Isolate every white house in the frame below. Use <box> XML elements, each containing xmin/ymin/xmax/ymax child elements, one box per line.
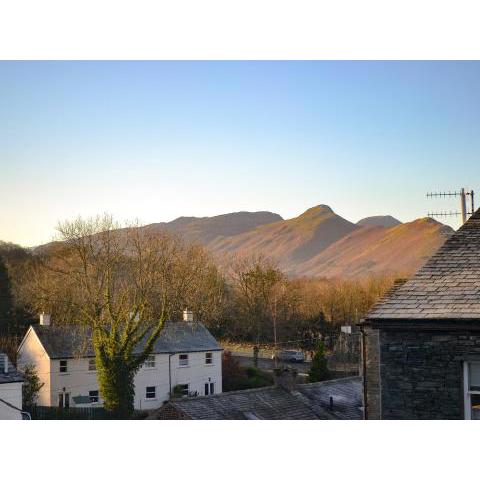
<box><xmin>0</xmin><ymin>351</ymin><xmax>24</xmax><ymax>420</ymax></box>
<box><xmin>17</xmin><ymin>311</ymin><xmax>223</xmax><ymax>410</ymax></box>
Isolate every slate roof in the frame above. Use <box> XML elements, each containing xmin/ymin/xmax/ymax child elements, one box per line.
<box><xmin>151</xmin><ymin>377</ymin><xmax>362</xmax><ymax>420</ymax></box>
<box><xmin>0</xmin><ymin>351</ymin><xmax>24</xmax><ymax>384</ymax></box>
<box><xmin>30</xmin><ymin>321</ymin><xmax>222</xmax><ymax>359</ymax></box>
<box><xmin>364</xmin><ymin>208</ymin><xmax>480</xmax><ymax>321</ymax></box>
<box><xmin>297</xmin><ymin>377</ymin><xmax>363</xmax><ymax>420</ymax></box>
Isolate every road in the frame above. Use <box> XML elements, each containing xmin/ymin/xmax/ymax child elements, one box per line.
<box><xmin>230</xmin><ymin>351</ymin><xmax>359</xmax><ymax>377</ymax></box>
<box><xmin>231</xmin><ymin>352</ymin><xmax>311</xmax><ymax>374</ymax></box>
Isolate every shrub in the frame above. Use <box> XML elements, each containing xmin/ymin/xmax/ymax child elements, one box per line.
<box><xmin>308</xmin><ymin>341</ymin><xmax>331</xmax><ymax>383</ymax></box>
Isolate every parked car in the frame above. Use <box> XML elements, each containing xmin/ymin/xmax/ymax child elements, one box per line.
<box><xmin>271</xmin><ymin>350</ymin><xmax>305</xmax><ymax>363</ymax></box>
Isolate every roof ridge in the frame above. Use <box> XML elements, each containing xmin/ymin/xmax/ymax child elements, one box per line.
<box><xmin>172</xmin><ymin>385</ymin><xmax>279</xmax><ymax>403</ymax></box>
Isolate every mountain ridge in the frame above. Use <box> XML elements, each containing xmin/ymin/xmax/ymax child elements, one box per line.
<box><xmin>33</xmin><ymin>205</ymin><xmax>454</xmax><ymax>280</ymax></box>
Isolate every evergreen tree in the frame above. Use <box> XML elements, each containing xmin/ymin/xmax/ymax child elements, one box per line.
<box><xmin>22</xmin><ymin>364</ymin><xmax>44</xmax><ymax>407</ymax></box>
<box><xmin>308</xmin><ymin>341</ymin><xmax>331</xmax><ymax>382</ymax></box>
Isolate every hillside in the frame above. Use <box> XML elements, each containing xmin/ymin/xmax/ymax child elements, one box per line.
<box><xmin>159</xmin><ymin>206</ymin><xmax>452</xmax><ymax>279</ymax></box>
<box><xmin>147</xmin><ymin>211</ymin><xmax>283</xmax><ymax>244</ymax></box>
<box><xmin>357</xmin><ymin>215</ymin><xmax>402</xmax><ymax>228</ymax></box>
<box><xmin>295</xmin><ymin>217</ymin><xmax>453</xmax><ymax>278</ymax></box>
<box><xmin>208</xmin><ymin>205</ymin><xmax>358</xmax><ymax>265</ymax></box>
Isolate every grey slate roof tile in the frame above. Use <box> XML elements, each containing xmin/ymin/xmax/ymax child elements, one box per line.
<box><xmin>151</xmin><ymin>377</ymin><xmax>362</xmax><ymax>420</ymax></box>
<box><xmin>31</xmin><ymin>321</ymin><xmax>222</xmax><ymax>359</ymax></box>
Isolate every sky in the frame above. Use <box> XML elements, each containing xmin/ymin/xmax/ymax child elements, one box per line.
<box><xmin>1</xmin><ymin>61</ymin><xmax>480</xmax><ymax>247</ymax></box>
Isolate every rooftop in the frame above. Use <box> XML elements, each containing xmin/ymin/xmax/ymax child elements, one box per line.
<box><xmin>30</xmin><ymin>321</ymin><xmax>222</xmax><ymax>359</ymax></box>
<box><xmin>364</xmin><ymin>208</ymin><xmax>480</xmax><ymax>322</ymax></box>
<box><xmin>0</xmin><ymin>351</ymin><xmax>24</xmax><ymax>384</ymax></box>
<box><xmin>150</xmin><ymin>376</ymin><xmax>362</xmax><ymax>420</ymax></box>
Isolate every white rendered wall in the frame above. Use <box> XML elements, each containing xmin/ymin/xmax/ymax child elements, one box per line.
<box><xmin>17</xmin><ymin>328</ymin><xmax>51</xmax><ymax>406</ymax></box>
<box><xmin>0</xmin><ymin>382</ymin><xmax>23</xmax><ymax>419</ymax></box>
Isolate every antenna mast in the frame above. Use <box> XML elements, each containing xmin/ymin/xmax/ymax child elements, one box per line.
<box><xmin>426</xmin><ymin>188</ymin><xmax>475</xmax><ymax>224</ymax></box>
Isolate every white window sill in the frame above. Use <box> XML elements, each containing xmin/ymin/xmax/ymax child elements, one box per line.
<box><xmin>178</xmin><ymin>365</ymin><xmax>190</xmax><ymax>368</ymax></box>
<box><xmin>59</xmin><ymin>372</ymin><xmax>69</xmax><ymax>376</ymax></box>
<box><xmin>144</xmin><ymin>398</ymin><xmax>157</xmax><ymax>402</ymax></box>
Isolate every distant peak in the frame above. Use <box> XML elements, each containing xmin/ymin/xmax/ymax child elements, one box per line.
<box><xmin>300</xmin><ymin>205</ymin><xmax>334</xmax><ymax>217</ymax></box>
<box><xmin>357</xmin><ymin>215</ymin><xmax>402</xmax><ymax>228</ymax></box>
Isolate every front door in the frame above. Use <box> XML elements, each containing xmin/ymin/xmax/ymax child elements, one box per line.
<box><xmin>58</xmin><ymin>392</ymin><xmax>70</xmax><ymax>408</ymax></box>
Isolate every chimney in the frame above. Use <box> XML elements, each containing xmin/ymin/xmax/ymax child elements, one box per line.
<box><xmin>273</xmin><ymin>367</ymin><xmax>298</xmax><ymax>392</ymax></box>
<box><xmin>2</xmin><ymin>354</ymin><xmax>8</xmax><ymax>374</ymax></box>
<box><xmin>39</xmin><ymin>312</ymin><xmax>51</xmax><ymax>326</ymax></box>
<box><xmin>183</xmin><ymin>309</ymin><xmax>193</xmax><ymax>322</ymax></box>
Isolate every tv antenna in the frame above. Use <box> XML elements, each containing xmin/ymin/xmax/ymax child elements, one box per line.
<box><xmin>427</xmin><ymin>188</ymin><xmax>475</xmax><ymax>224</ymax></box>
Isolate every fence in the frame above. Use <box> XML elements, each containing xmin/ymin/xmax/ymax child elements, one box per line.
<box><xmin>27</xmin><ymin>405</ymin><xmax>116</xmax><ymax>420</ymax></box>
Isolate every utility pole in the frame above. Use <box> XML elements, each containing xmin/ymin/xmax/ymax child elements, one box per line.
<box><xmin>427</xmin><ymin>188</ymin><xmax>475</xmax><ymax>225</ymax></box>
<box><xmin>273</xmin><ymin>294</ymin><xmax>278</xmax><ymax>368</ymax></box>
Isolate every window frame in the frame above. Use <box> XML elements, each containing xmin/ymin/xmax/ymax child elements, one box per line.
<box><xmin>179</xmin><ymin>354</ymin><xmax>189</xmax><ymax>367</ymax></box>
<box><xmin>144</xmin><ymin>354</ymin><xmax>156</xmax><ymax>369</ymax></box>
<box><xmin>89</xmin><ymin>390</ymin><xmax>99</xmax><ymax>404</ymax></box>
<box><xmin>145</xmin><ymin>386</ymin><xmax>157</xmax><ymax>400</ymax></box>
<box><xmin>59</xmin><ymin>359</ymin><xmax>68</xmax><ymax>373</ymax></box>
<box><xmin>205</xmin><ymin>352</ymin><xmax>213</xmax><ymax>365</ymax></box>
<box><xmin>463</xmin><ymin>361</ymin><xmax>480</xmax><ymax>419</ymax></box>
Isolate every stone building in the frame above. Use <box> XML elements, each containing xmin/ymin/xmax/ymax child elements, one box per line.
<box><xmin>360</xmin><ymin>209</ymin><xmax>480</xmax><ymax>419</ymax></box>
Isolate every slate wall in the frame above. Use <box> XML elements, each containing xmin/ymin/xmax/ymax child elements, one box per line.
<box><xmin>363</xmin><ymin>328</ymin><xmax>381</xmax><ymax>419</ymax></box>
<box><xmin>375</xmin><ymin>329</ymin><xmax>480</xmax><ymax>419</ymax></box>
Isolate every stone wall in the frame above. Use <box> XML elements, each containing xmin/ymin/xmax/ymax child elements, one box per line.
<box><xmin>377</xmin><ymin>329</ymin><xmax>480</xmax><ymax>419</ymax></box>
<box><xmin>363</xmin><ymin>328</ymin><xmax>381</xmax><ymax>419</ymax></box>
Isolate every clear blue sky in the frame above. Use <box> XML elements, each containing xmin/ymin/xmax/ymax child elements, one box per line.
<box><xmin>1</xmin><ymin>61</ymin><xmax>480</xmax><ymax>246</ymax></box>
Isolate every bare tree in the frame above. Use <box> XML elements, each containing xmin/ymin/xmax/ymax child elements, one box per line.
<box><xmin>26</xmin><ymin>214</ymin><xmax>220</xmax><ymax>418</ymax></box>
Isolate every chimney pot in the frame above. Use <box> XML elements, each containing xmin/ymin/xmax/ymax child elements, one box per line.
<box><xmin>39</xmin><ymin>312</ymin><xmax>51</xmax><ymax>326</ymax></box>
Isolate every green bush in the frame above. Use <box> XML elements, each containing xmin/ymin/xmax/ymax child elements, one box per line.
<box><xmin>308</xmin><ymin>341</ymin><xmax>331</xmax><ymax>383</ymax></box>
<box><xmin>222</xmin><ymin>352</ymin><xmax>273</xmax><ymax>392</ymax></box>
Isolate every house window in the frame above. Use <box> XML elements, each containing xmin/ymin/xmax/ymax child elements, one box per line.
<box><xmin>464</xmin><ymin>361</ymin><xmax>480</xmax><ymax>419</ymax></box>
<box><xmin>204</xmin><ymin>382</ymin><xmax>215</xmax><ymax>396</ymax></box>
<box><xmin>89</xmin><ymin>390</ymin><xmax>99</xmax><ymax>404</ymax></box>
<box><xmin>179</xmin><ymin>354</ymin><xmax>189</xmax><ymax>366</ymax></box>
<box><xmin>146</xmin><ymin>386</ymin><xmax>156</xmax><ymax>400</ymax></box>
<box><xmin>177</xmin><ymin>384</ymin><xmax>189</xmax><ymax>397</ymax></box>
<box><xmin>144</xmin><ymin>355</ymin><xmax>156</xmax><ymax>368</ymax></box>
<box><xmin>59</xmin><ymin>360</ymin><xmax>68</xmax><ymax>373</ymax></box>
<box><xmin>88</xmin><ymin>358</ymin><xmax>96</xmax><ymax>371</ymax></box>
<box><xmin>205</xmin><ymin>352</ymin><xmax>213</xmax><ymax>365</ymax></box>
